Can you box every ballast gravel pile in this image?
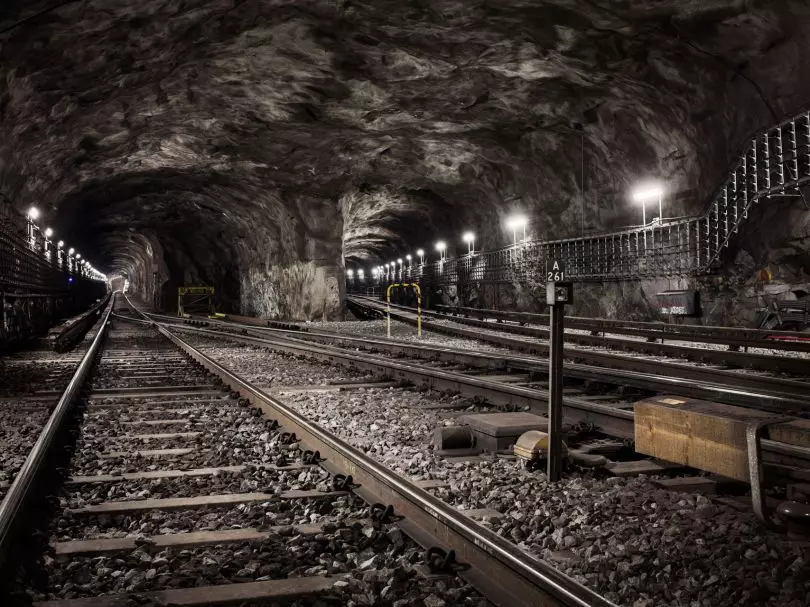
[0,325,102,497]
[281,385,810,606]
[179,335,375,386]
[71,401,300,475]
[301,318,511,353]
[194,333,810,607]
[42,514,487,605]
[0,402,52,499]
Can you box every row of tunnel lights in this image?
[26,207,107,282]
[346,214,531,280]
[347,181,668,281]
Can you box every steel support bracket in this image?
[747,417,793,530]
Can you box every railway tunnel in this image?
[2,2,810,607]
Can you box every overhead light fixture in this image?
[462,231,475,254]
[27,207,40,220]
[435,241,447,260]
[631,183,664,203]
[57,240,64,247]
[347,269,354,278]
[505,214,528,244]
[68,248,75,255]
[631,181,665,226]
[44,227,53,238]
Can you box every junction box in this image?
[455,412,548,452]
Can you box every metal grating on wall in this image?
[1,200,105,344]
[359,108,810,290]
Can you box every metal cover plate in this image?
[457,412,548,437]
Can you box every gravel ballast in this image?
[195,336,810,607]
[30,320,489,607]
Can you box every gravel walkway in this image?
[194,339,810,607]
[300,318,513,354]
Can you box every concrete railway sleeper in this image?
[0,295,614,607]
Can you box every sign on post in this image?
[546,259,565,282]
[545,258,572,482]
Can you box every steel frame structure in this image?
[1,201,105,345]
[352,108,810,291]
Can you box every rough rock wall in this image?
[241,261,343,321]
[1,1,810,320]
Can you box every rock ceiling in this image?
[1,0,809,309]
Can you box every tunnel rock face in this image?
[1,1,810,318]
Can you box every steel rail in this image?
[50,292,111,352]
[241,328,810,414]
[136,309,810,412]
[0,295,113,568]
[348,298,810,399]
[117,297,617,606]
[355,298,810,373]
[141,319,810,471]
[153,322,617,607]
[433,304,810,352]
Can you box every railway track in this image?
[348,297,810,375]
[432,304,810,353]
[0,303,108,502]
[138,301,810,415]
[131,305,810,476]
[0,295,614,607]
[127,300,810,606]
[156,310,810,413]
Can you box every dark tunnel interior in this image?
[1,0,809,320]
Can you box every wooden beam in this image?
[66,490,347,515]
[33,576,344,606]
[634,396,810,481]
[53,524,323,555]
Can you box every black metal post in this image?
[547,301,564,481]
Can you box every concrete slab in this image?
[457,412,548,451]
[653,477,718,493]
[606,459,684,477]
[457,412,548,437]
[33,576,344,607]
